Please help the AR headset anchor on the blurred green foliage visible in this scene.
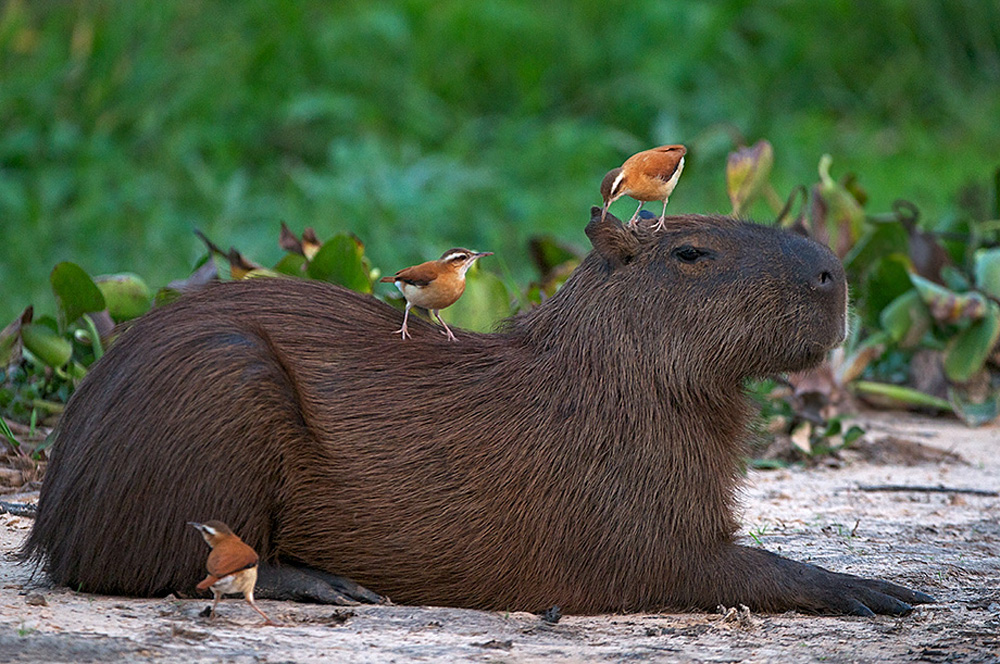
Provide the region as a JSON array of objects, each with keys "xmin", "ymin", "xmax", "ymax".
[
  {"xmin": 3, "ymin": 0, "xmax": 1000, "ymax": 326},
  {"xmin": 3, "ymin": 142, "xmax": 999, "ymax": 449}
]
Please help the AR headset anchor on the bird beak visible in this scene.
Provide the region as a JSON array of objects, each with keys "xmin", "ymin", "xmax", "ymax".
[
  {"xmin": 187, "ymin": 521, "xmax": 204, "ymax": 531},
  {"xmin": 600, "ymin": 204, "xmax": 609, "ymax": 223},
  {"xmin": 475, "ymin": 252, "xmax": 494, "ymax": 258}
]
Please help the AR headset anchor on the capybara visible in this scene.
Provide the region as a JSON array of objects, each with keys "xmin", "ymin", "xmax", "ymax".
[{"xmin": 24, "ymin": 209, "xmax": 932, "ymax": 615}]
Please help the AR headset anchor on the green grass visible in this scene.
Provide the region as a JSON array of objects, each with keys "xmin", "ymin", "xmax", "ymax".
[{"xmin": 2, "ymin": 0, "xmax": 1000, "ymax": 324}]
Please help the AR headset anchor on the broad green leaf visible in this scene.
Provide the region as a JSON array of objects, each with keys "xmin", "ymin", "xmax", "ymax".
[
  {"xmin": 21, "ymin": 323, "xmax": 73, "ymax": 368},
  {"xmin": 852, "ymin": 381, "xmax": 953, "ymax": 412},
  {"xmin": 910, "ymin": 274, "xmax": 988, "ymax": 324},
  {"xmin": 50, "ymin": 262, "xmax": 106, "ymax": 333},
  {"xmin": 940, "ymin": 265, "xmax": 971, "ymax": 293},
  {"xmin": 842, "ymin": 222, "xmax": 908, "ymax": 280},
  {"xmin": 948, "ymin": 385, "xmax": 1000, "ymax": 427},
  {"xmin": 932, "ymin": 214, "xmax": 972, "ymax": 266},
  {"xmin": 727, "ymin": 140, "xmax": 773, "ymax": 216},
  {"xmin": 943, "ymin": 301, "xmax": 1000, "ymax": 383},
  {"xmin": 856, "ymin": 254, "xmax": 912, "ymax": 328},
  {"xmin": 307, "ymin": 233, "xmax": 373, "ymax": 293},
  {"xmin": 95, "ymin": 273, "xmax": 152, "ymax": 322},
  {"xmin": 273, "ymin": 253, "xmax": 307, "ymax": 276},
  {"xmin": 974, "ymin": 248, "xmax": 1000, "ymax": 300},
  {"xmin": 879, "ymin": 290, "xmax": 930, "ymax": 348},
  {"xmin": 442, "ymin": 265, "xmax": 512, "ymax": 333}
]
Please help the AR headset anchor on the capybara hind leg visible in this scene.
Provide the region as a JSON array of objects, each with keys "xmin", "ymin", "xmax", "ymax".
[
  {"xmin": 255, "ymin": 563, "xmax": 385, "ymax": 605},
  {"xmin": 292, "ymin": 566, "xmax": 386, "ymax": 605}
]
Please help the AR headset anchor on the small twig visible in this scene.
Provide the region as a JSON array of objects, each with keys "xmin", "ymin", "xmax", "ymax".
[
  {"xmin": 0, "ymin": 501, "xmax": 37, "ymax": 517},
  {"xmin": 857, "ymin": 484, "xmax": 998, "ymax": 497}
]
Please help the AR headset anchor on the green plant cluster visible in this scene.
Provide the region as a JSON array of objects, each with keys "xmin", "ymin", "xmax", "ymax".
[
  {"xmin": 731, "ymin": 141, "xmax": 1000, "ymax": 441},
  {"xmin": 4, "ymin": 140, "xmax": 999, "ymax": 458},
  {"xmin": 4, "ymin": 1, "xmax": 1000, "ymax": 326}
]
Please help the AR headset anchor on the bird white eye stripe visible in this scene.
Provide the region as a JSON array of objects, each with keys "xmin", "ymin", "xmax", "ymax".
[{"xmin": 610, "ymin": 170, "xmax": 626, "ymax": 197}]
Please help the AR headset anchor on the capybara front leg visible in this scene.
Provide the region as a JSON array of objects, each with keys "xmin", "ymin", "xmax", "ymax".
[
  {"xmin": 685, "ymin": 546, "xmax": 935, "ymax": 616},
  {"xmin": 255, "ymin": 563, "xmax": 386, "ymax": 605}
]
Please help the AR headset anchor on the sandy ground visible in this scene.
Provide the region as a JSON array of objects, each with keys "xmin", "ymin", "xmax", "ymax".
[{"xmin": 1, "ymin": 411, "xmax": 998, "ymax": 663}]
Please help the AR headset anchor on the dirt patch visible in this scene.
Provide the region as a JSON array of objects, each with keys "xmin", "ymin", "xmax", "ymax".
[{"xmin": 2, "ymin": 411, "xmax": 998, "ymax": 663}]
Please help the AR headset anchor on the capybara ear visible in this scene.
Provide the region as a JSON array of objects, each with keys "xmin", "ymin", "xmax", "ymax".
[
  {"xmin": 586, "ymin": 206, "xmax": 639, "ymax": 269},
  {"xmin": 788, "ymin": 218, "xmax": 812, "ymax": 239}
]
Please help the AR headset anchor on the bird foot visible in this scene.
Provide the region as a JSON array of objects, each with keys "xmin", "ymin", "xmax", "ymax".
[
  {"xmin": 440, "ymin": 328, "xmax": 457, "ymax": 342},
  {"xmin": 255, "ymin": 563, "xmax": 387, "ymax": 605},
  {"xmin": 394, "ymin": 324, "xmax": 411, "ymax": 340},
  {"xmin": 652, "ymin": 216, "xmax": 668, "ymax": 232}
]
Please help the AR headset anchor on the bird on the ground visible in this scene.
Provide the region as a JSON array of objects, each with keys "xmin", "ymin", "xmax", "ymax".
[
  {"xmin": 380, "ymin": 248, "xmax": 493, "ymax": 341},
  {"xmin": 600, "ymin": 144, "xmax": 687, "ymax": 231},
  {"xmin": 189, "ymin": 520, "xmax": 276, "ymax": 626}
]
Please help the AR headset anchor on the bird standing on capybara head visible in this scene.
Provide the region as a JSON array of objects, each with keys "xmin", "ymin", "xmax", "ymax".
[{"xmin": 24, "ymin": 208, "xmax": 932, "ymax": 616}]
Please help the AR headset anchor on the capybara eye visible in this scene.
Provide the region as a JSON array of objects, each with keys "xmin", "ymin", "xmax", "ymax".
[{"xmin": 672, "ymin": 245, "xmax": 708, "ymax": 263}]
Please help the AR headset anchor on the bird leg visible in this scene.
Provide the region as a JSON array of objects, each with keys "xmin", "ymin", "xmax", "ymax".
[
  {"xmin": 394, "ymin": 303, "xmax": 412, "ymax": 340},
  {"xmin": 652, "ymin": 197, "xmax": 670, "ymax": 232},
  {"xmin": 245, "ymin": 590, "xmax": 279, "ymax": 626},
  {"xmin": 209, "ymin": 589, "xmax": 222, "ymax": 619},
  {"xmin": 433, "ymin": 310, "xmax": 457, "ymax": 341},
  {"xmin": 627, "ymin": 200, "xmax": 644, "ymax": 228}
]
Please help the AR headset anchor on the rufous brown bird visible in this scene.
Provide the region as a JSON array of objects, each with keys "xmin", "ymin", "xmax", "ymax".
[
  {"xmin": 380, "ymin": 248, "xmax": 493, "ymax": 341},
  {"xmin": 600, "ymin": 144, "xmax": 687, "ymax": 231},
  {"xmin": 189, "ymin": 520, "xmax": 276, "ymax": 626}
]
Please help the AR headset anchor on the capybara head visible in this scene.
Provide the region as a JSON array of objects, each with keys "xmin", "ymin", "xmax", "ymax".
[{"xmin": 557, "ymin": 207, "xmax": 847, "ymax": 383}]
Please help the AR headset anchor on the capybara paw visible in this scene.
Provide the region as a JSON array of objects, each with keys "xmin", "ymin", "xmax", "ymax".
[
  {"xmin": 255, "ymin": 564, "xmax": 385, "ymax": 605},
  {"xmin": 809, "ymin": 572, "xmax": 935, "ymax": 616}
]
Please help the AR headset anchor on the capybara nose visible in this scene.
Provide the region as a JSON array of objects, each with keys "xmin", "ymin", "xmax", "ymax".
[{"xmin": 813, "ymin": 268, "xmax": 837, "ymax": 292}]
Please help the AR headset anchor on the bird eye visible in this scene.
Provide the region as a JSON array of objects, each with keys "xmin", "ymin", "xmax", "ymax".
[{"xmin": 672, "ymin": 245, "xmax": 710, "ymax": 263}]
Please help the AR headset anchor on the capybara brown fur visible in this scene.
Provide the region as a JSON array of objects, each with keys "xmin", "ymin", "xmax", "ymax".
[{"xmin": 24, "ymin": 209, "xmax": 932, "ymax": 615}]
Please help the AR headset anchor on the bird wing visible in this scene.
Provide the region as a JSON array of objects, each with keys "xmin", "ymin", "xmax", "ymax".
[
  {"xmin": 196, "ymin": 574, "xmax": 220, "ymax": 591},
  {"xmin": 623, "ymin": 145, "xmax": 685, "ymax": 183},
  {"xmin": 386, "ymin": 261, "xmax": 438, "ymax": 288},
  {"xmin": 206, "ymin": 540, "xmax": 259, "ymax": 578},
  {"xmin": 646, "ymin": 153, "xmax": 683, "ymax": 183}
]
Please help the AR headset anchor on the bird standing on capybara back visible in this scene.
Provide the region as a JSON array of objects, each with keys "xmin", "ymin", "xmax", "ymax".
[
  {"xmin": 24, "ymin": 208, "xmax": 931, "ymax": 616},
  {"xmin": 380, "ymin": 248, "xmax": 493, "ymax": 341}
]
